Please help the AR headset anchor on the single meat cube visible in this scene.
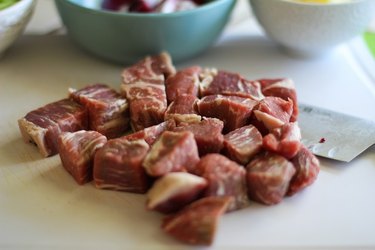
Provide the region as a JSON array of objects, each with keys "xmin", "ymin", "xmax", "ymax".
[
  {"xmin": 246, "ymin": 152, "xmax": 296, "ymax": 205},
  {"xmin": 18, "ymin": 99, "xmax": 88, "ymax": 157},
  {"xmin": 258, "ymin": 78, "xmax": 298, "ymax": 122},
  {"xmin": 194, "ymin": 154, "xmax": 249, "ymax": 211},
  {"xmin": 164, "ymin": 94, "xmax": 201, "ymax": 124},
  {"xmin": 173, "ymin": 117, "xmax": 224, "ymax": 156},
  {"xmin": 122, "ymin": 81, "xmax": 167, "ymax": 131},
  {"xmin": 162, "ymin": 196, "xmax": 232, "ymax": 246},
  {"xmin": 263, "ymin": 122, "xmax": 302, "ymax": 159},
  {"xmin": 199, "ymin": 69, "xmax": 264, "ymax": 101},
  {"xmin": 69, "ymin": 83, "xmax": 129, "ymax": 139},
  {"xmin": 146, "ymin": 172, "xmax": 207, "ymax": 214},
  {"xmin": 58, "ymin": 130, "xmax": 107, "ymax": 185},
  {"xmin": 223, "ymin": 125, "xmax": 263, "ymax": 165},
  {"xmin": 197, "ymin": 94, "xmax": 258, "ymax": 133},
  {"xmin": 165, "ymin": 66, "xmax": 201, "ymax": 103},
  {"xmin": 287, "ymin": 145, "xmax": 320, "ymax": 196},
  {"xmin": 123, "ymin": 120, "xmax": 174, "ymax": 146},
  {"xmin": 121, "ymin": 52, "xmax": 176, "ymax": 85},
  {"xmin": 251, "ymin": 96, "xmax": 293, "ymax": 135},
  {"xmin": 93, "ymin": 138, "xmax": 150, "ymax": 193},
  {"xmin": 143, "ymin": 131, "xmax": 200, "ymax": 177}
]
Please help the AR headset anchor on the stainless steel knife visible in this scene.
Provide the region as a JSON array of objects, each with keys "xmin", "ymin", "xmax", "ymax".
[{"xmin": 298, "ymin": 104, "xmax": 375, "ymax": 162}]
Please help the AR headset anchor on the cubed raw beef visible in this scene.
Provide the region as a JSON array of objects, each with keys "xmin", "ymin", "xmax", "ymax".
[
  {"xmin": 194, "ymin": 154, "xmax": 249, "ymax": 211},
  {"xmin": 263, "ymin": 122, "xmax": 302, "ymax": 159},
  {"xmin": 18, "ymin": 99, "xmax": 88, "ymax": 157},
  {"xmin": 121, "ymin": 81, "xmax": 167, "ymax": 131},
  {"xmin": 251, "ymin": 96, "xmax": 293, "ymax": 135},
  {"xmin": 287, "ymin": 145, "xmax": 320, "ymax": 196},
  {"xmin": 246, "ymin": 152, "xmax": 296, "ymax": 205},
  {"xmin": 93, "ymin": 138, "xmax": 150, "ymax": 193},
  {"xmin": 146, "ymin": 172, "xmax": 207, "ymax": 214},
  {"xmin": 165, "ymin": 66, "xmax": 201, "ymax": 103},
  {"xmin": 258, "ymin": 78, "xmax": 298, "ymax": 122},
  {"xmin": 162, "ymin": 196, "xmax": 231, "ymax": 246},
  {"xmin": 164, "ymin": 94, "xmax": 201, "ymax": 124},
  {"xmin": 143, "ymin": 131, "xmax": 200, "ymax": 177},
  {"xmin": 172, "ymin": 118, "xmax": 224, "ymax": 156},
  {"xmin": 58, "ymin": 130, "xmax": 107, "ymax": 185},
  {"xmin": 123, "ymin": 120, "xmax": 174, "ymax": 146},
  {"xmin": 199, "ymin": 69, "xmax": 264, "ymax": 101},
  {"xmin": 121, "ymin": 52, "xmax": 176, "ymax": 85},
  {"xmin": 223, "ymin": 125, "xmax": 263, "ymax": 165},
  {"xmin": 197, "ymin": 94, "xmax": 258, "ymax": 133},
  {"xmin": 69, "ymin": 83, "xmax": 129, "ymax": 139}
]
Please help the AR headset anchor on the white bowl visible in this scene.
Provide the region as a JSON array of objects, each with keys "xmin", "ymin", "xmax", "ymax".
[
  {"xmin": 250, "ymin": 0, "xmax": 375, "ymax": 57},
  {"xmin": 0, "ymin": 0, "xmax": 36, "ymax": 57}
]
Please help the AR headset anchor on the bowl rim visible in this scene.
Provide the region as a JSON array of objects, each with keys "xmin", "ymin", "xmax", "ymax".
[
  {"xmin": 56, "ymin": 0, "xmax": 235, "ymax": 18},
  {"xmin": 0, "ymin": 0, "xmax": 34, "ymax": 14},
  {"xmin": 277, "ymin": 0, "xmax": 366, "ymax": 6}
]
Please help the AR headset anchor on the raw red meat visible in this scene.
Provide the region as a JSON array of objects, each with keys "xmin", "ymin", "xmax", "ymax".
[
  {"xmin": 194, "ymin": 154, "xmax": 249, "ymax": 211},
  {"xmin": 146, "ymin": 172, "xmax": 207, "ymax": 214},
  {"xmin": 246, "ymin": 152, "xmax": 296, "ymax": 205},
  {"xmin": 199, "ymin": 69, "xmax": 264, "ymax": 100},
  {"xmin": 18, "ymin": 99, "xmax": 88, "ymax": 157},
  {"xmin": 172, "ymin": 117, "xmax": 224, "ymax": 156},
  {"xmin": 223, "ymin": 125, "xmax": 263, "ymax": 165},
  {"xmin": 162, "ymin": 196, "xmax": 231, "ymax": 246},
  {"xmin": 197, "ymin": 94, "xmax": 258, "ymax": 133},
  {"xmin": 58, "ymin": 130, "xmax": 107, "ymax": 185},
  {"xmin": 164, "ymin": 94, "xmax": 201, "ymax": 124},
  {"xmin": 143, "ymin": 131, "xmax": 200, "ymax": 177},
  {"xmin": 122, "ymin": 82, "xmax": 167, "ymax": 131},
  {"xmin": 93, "ymin": 138, "xmax": 150, "ymax": 193},
  {"xmin": 121, "ymin": 52, "xmax": 176, "ymax": 85},
  {"xmin": 69, "ymin": 83, "xmax": 129, "ymax": 139},
  {"xmin": 258, "ymin": 78, "xmax": 298, "ymax": 122},
  {"xmin": 287, "ymin": 145, "xmax": 320, "ymax": 196},
  {"xmin": 262, "ymin": 122, "xmax": 302, "ymax": 159},
  {"xmin": 123, "ymin": 120, "xmax": 174, "ymax": 146},
  {"xmin": 251, "ymin": 96, "xmax": 293, "ymax": 135},
  {"xmin": 165, "ymin": 66, "xmax": 201, "ymax": 103}
]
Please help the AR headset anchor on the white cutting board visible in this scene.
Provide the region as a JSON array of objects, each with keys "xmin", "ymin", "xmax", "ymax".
[{"xmin": 1, "ymin": 19, "xmax": 375, "ymax": 249}]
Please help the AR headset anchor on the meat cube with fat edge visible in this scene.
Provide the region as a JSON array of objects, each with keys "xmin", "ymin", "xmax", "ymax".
[
  {"xmin": 263, "ymin": 122, "xmax": 302, "ymax": 159},
  {"xmin": 69, "ymin": 83, "xmax": 129, "ymax": 139},
  {"xmin": 123, "ymin": 120, "xmax": 175, "ymax": 146},
  {"xmin": 197, "ymin": 94, "xmax": 258, "ymax": 133},
  {"xmin": 18, "ymin": 99, "xmax": 88, "ymax": 157},
  {"xmin": 172, "ymin": 117, "xmax": 224, "ymax": 156},
  {"xmin": 251, "ymin": 96, "xmax": 293, "ymax": 135},
  {"xmin": 223, "ymin": 125, "xmax": 263, "ymax": 165},
  {"xmin": 121, "ymin": 52, "xmax": 176, "ymax": 84},
  {"xmin": 246, "ymin": 152, "xmax": 296, "ymax": 205},
  {"xmin": 287, "ymin": 145, "xmax": 320, "ymax": 196},
  {"xmin": 199, "ymin": 69, "xmax": 264, "ymax": 101},
  {"xmin": 146, "ymin": 172, "xmax": 207, "ymax": 214},
  {"xmin": 165, "ymin": 66, "xmax": 201, "ymax": 103},
  {"xmin": 193, "ymin": 154, "xmax": 249, "ymax": 211},
  {"xmin": 164, "ymin": 94, "xmax": 201, "ymax": 124},
  {"xmin": 93, "ymin": 138, "xmax": 150, "ymax": 193},
  {"xmin": 258, "ymin": 78, "xmax": 298, "ymax": 122},
  {"xmin": 58, "ymin": 130, "xmax": 107, "ymax": 185},
  {"xmin": 121, "ymin": 52, "xmax": 176, "ymax": 131},
  {"xmin": 143, "ymin": 131, "xmax": 200, "ymax": 177},
  {"xmin": 162, "ymin": 196, "xmax": 232, "ymax": 246},
  {"xmin": 122, "ymin": 82, "xmax": 167, "ymax": 131}
]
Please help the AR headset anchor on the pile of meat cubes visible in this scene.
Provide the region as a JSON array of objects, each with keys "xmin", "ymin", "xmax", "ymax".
[{"xmin": 18, "ymin": 52, "xmax": 319, "ymax": 246}]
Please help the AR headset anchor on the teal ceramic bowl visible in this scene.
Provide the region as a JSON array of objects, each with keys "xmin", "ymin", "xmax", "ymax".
[{"xmin": 54, "ymin": 0, "xmax": 235, "ymax": 64}]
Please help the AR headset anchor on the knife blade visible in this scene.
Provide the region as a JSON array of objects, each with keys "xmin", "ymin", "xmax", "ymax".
[{"xmin": 298, "ymin": 104, "xmax": 375, "ymax": 162}]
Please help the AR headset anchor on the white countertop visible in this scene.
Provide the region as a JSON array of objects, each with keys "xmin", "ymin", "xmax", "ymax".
[{"xmin": 1, "ymin": 1, "xmax": 375, "ymax": 249}]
